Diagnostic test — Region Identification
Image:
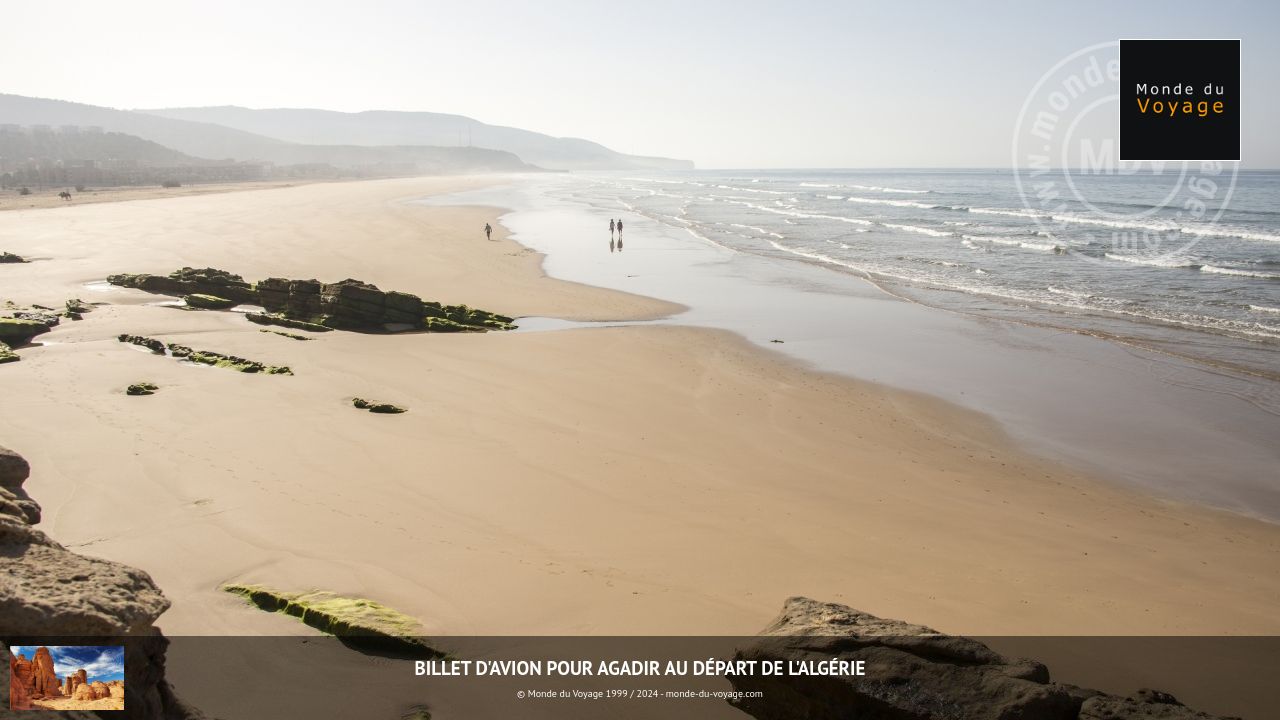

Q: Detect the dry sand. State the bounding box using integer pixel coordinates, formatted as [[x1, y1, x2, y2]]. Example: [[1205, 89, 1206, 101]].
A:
[[0, 180, 311, 213], [29, 696, 125, 712], [0, 174, 1278, 640]]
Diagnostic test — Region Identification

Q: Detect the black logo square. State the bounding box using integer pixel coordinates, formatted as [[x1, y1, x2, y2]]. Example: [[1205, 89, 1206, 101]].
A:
[[1120, 39, 1240, 161]]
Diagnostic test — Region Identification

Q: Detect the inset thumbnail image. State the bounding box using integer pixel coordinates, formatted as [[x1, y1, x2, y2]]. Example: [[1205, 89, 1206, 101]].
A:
[[8, 645, 124, 711]]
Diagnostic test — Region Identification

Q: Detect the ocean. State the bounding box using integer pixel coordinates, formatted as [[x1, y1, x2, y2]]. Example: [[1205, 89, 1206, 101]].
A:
[[556, 169, 1280, 383], [424, 170, 1280, 519]]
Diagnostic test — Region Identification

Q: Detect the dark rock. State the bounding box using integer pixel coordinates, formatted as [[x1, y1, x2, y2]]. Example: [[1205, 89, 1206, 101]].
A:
[[183, 293, 238, 310], [166, 343, 292, 375], [64, 298, 92, 315], [12, 311, 60, 327], [0, 250, 27, 263], [729, 598, 1237, 720], [0, 443, 31, 490], [0, 340, 18, 364], [0, 486, 41, 524], [127, 382, 159, 396], [245, 312, 333, 333], [1078, 691, 1238, 719], [118, 333, 167, 354], [353, 397, 408, 414], [108, 266, 258, 304], [0, 317, 51, 346]]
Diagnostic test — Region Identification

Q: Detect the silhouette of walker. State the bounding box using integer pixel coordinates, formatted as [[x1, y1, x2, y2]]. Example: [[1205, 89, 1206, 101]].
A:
[[616, 218, 624, 238], [609, 218, 615, 238], [484, 222, 492, 240]]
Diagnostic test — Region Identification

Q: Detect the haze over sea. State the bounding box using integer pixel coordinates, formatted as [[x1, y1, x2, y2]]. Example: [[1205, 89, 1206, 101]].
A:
[[568, 169, 1280, 385]]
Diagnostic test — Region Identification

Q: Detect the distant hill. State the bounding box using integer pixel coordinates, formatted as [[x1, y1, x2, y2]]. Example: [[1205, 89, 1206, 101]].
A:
[[137, 106, 693, 171], [0, 128, 202, 165], [0, 94, 536, 173]]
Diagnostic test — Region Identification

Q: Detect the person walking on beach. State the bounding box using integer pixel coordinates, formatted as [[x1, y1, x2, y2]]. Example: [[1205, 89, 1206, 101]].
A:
[[609, 218, 615, 238], [616, 218, 624, 238], [484, 222, 492, 240]]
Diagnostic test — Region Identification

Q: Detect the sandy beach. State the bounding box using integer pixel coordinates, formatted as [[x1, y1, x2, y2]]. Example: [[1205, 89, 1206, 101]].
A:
[[1, 174, 1278, 643], [0, 180, 310, 213]]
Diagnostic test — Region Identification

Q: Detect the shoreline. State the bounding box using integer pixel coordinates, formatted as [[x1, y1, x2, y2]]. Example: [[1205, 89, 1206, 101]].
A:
[[1, 174, 1278, 639], [435, 175, 1280, 524]]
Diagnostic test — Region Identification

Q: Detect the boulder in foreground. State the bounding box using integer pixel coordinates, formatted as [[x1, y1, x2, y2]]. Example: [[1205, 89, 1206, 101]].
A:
[[729, 597, 1239, 720], [0, 444, 206, 718]]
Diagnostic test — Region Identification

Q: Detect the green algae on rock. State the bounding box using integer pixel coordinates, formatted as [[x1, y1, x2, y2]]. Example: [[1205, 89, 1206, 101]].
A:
[[353, 397, 408, 414], [107, 266, 516, 333], [221, 583, 440, 657], [0, 341, 17, 364], [259, 329, 313, 341], [166, 343, 292, 375], [183, 293, 238, 310], [245, 312, 333, 333], [0, 317, 51, 346], [126, 382, 159, 396], [108, 266, 259, 304], [0, 251, 27, 263]]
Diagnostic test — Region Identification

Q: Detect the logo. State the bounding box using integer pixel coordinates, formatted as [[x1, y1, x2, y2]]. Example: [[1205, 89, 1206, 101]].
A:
[[1012, 41, 1239, 264]]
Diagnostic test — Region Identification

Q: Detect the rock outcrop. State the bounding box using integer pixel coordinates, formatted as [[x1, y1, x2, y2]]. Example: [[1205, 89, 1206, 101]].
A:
[[167, 343, 292, 375], [257, 276, 514, 332], [729, 597, 1239, 720], [0, 443, 39, 524], [0, 250, 27, 263], [0, 340, 18, 364], [127, 382, 159, 396], [107, 266, 515, 333], [118, 334, 167, 354], [221, 583, 441, 657], [9, 653, 34, 710], [0, 317, 51, 346], [0, 444, 207, 719], [182, 293, 238, 310], [244, 312, 332, 333], [30, 645, 62, 698], [107, 267, 258, 305], [353, 397, 408, 414]]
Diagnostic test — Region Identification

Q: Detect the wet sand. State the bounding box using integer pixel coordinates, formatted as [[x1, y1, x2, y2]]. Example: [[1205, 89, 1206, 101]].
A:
[[0, 175, 1277, 641]]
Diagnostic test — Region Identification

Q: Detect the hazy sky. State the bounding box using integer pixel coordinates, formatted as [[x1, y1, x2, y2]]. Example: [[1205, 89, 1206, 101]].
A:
[[3, 0, 1277, 167]]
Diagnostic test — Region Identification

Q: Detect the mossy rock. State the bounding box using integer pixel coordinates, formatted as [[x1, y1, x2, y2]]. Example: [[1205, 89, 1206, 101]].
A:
[[184, 293, 238, 310], [166, 343, 292, 375], [353, 397, 407, 414], [259, 329, 312, 341], [0, 341, 17, 364], [0, 317, 51, 345], [126, 382, 158, 396], [422, 317, 483, 333], [221, 583, 440, 657], [0, 251, 27, 264], [245, 312, 333, 333], [118, 333, 167, 354]]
